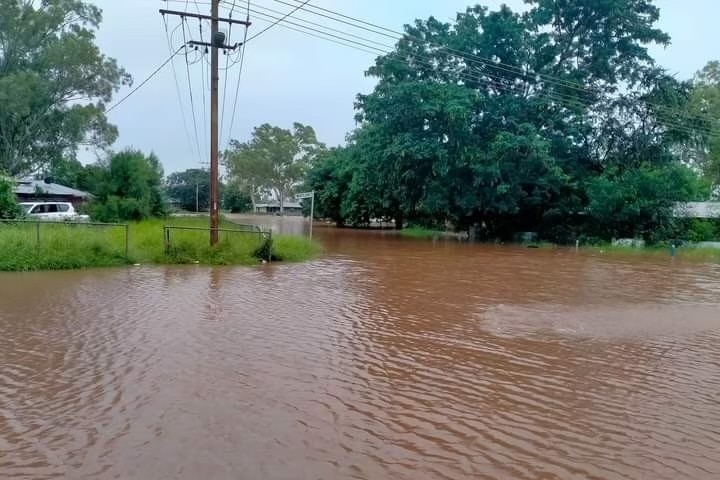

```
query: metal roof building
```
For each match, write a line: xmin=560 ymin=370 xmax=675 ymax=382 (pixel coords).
xmin=14 ymin=177 xmax=92 ymax=205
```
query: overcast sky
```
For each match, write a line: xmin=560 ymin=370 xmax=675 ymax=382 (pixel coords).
xmin=90 ymin=0 xmax=720 ymax=173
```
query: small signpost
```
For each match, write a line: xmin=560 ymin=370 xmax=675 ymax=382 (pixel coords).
xmin=296 ymin=191 xmax=315 ymax=240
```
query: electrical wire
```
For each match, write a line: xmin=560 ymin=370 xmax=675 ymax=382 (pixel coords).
xmin=224 ymin=0 xmax=251 ymax=151
xmin=242 ymin=11 xmax=719 ymax=139
xmin=164 ymin=0 xmax=719 ymax=138
xmin=180 ymin=17 xmax=204 ymax=163
xmin=161 ymin=12 xmax=200 ymax=163
xmin=274 ymin=0 xmax=719 ymax=133
xmin=244 ymin=0 xmax=309 ymax=43
xmin=107 ymin=45 xmax=187 ymax=113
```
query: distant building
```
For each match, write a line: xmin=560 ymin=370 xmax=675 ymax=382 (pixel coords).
xmin=14 ymin=176 xmax=92 ymax=207
xmin=673 ymin=202 xmax=720 ymax=219
xmin=254 ymin=200 xmax=303 ymax=216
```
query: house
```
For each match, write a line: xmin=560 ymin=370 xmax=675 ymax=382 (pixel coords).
xmin=14 ymin=176 xmax=92 ymax=207
xmin=254 ymin=200 xmax=303 ymax=216
xmin=673 ymin=202 xmax=720 ymax=219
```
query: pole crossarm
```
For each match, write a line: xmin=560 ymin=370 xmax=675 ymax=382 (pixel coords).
xmin=159 ymin=9 xmax=252 ymax=27
xmin=188 ymin=40 xmax=240 ymax=51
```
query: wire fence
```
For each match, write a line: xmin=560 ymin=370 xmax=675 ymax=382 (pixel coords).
xmin=163 ymin=224 xmax=273 ymax=262
xmin=0 ymin=219 xmax=129 ymax=260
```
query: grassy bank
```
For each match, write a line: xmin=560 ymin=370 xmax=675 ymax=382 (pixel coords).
xmin=587 ymin=243 xmax=720 ymax=261
xmin=398 ymin=226 xmax=720 ymax=261
xmin=399 ymin=227 xmax=444 ymax=239
xmin=0 ymin=217 xmax=319 ymax=272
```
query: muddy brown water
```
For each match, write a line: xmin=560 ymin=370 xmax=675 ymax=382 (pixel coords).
xmin=1 ymin=219 xmax=719 ymax=479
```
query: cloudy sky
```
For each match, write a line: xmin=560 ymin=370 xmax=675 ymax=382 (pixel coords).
xmin=91 ymin=0 xmax=720 ymax=173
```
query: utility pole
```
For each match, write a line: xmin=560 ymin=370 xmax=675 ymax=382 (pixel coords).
xmin=160 ymin=4 xmax=250 ymax=245
xmin=209 ymin=0 xmax=220 ymax=244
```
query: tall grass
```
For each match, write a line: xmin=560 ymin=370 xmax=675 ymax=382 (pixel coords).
xmin=0 ymin=217 xmax=319 ymax=271
xmin=0 ymin=222 xmax=127 ymax=271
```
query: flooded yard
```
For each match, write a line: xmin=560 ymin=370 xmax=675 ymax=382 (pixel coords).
xmin=1 ymin=221 xmax=719 ymax=479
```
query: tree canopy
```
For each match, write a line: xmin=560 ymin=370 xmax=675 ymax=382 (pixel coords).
xmin=166 ymin=168 xmax=210 ymax=212
xmin=306 ymin=0 xmax=716 ymax=242
xmin=225 ymin=123 xmax=325 ymax=214
xmin=91 ymin=149 xmax=165 ymax=222
xmin=0 ymin=0 xmax=130 ymax=175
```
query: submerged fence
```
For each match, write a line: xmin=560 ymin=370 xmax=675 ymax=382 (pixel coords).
xmin=0 ymin=219 xmax=129 ymax=260
xmin=162 ymin=223 xmax=273 ymax=262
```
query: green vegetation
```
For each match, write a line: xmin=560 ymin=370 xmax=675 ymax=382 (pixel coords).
xmin=0 ymin=0 xmax=130 ymax=175
xmin=587 ymin=244 xmax=720 ymax=262
xmin=305 ymin=1 xmax=719 ymax=244
xmin=399 ymin=227 xmax=445 ymax=240
xmin=90 ymin=149 xmax=166 ymax=222
xmin=0 ymin=175 xmax=21 ymax=219
xmin=0 ymin=217 xmax=318 ymax=272
xmin=224 ymin=123 xmax=325 ymax=214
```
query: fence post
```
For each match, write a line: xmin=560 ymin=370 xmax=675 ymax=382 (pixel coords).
xmin=163 ymin=227 xmax=168 ymax=254
xmin=124 ymin=224 xmax=129 ymax=261
xmin=36 ymin=222 xmax=40 ymax=247
xmin=267 ymin=231 xmax=272 ymax=263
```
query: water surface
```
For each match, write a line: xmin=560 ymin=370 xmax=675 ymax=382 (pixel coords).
xmin=1 ymin=222 xmax=719 ymax=479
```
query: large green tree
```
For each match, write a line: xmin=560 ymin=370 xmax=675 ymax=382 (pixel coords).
xmin=0 ymin=0 xmax=130 ymax=174
xmin=225 ymin=123 xmax=324 ymax=214
xmin=308 ymin=0 xmax=704 ymax=241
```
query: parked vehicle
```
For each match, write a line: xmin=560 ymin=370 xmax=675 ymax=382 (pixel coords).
xmin=19 ymin=202 xmax=90 ymax=222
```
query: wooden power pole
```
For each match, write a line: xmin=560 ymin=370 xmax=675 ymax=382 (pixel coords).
xmin=209 ymin=0 xmax=220 ymax=245
xmin=160 ymin=3 xmax=250 ymax=246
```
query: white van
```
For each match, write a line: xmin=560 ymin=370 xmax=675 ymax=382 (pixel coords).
xmin=19 ymin=202 xmax=90 ymax=222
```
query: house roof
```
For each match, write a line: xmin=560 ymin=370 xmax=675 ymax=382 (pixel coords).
xmin=674 ymin=202 xmax=720 ymax=219
xmin=14 ymin=177 xmax=92 ymax=199
xmin=255 ymin=201 xmax=302 ymax=209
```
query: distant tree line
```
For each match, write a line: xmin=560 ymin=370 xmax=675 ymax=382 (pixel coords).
xmin=303 ymin=1 xmax=720 ymax=243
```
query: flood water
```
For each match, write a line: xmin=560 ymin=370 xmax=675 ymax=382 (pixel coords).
xmin=1 ymin=219 xmax=719 ymax=479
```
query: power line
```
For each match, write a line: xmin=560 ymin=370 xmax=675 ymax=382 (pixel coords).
xmin=243 ymin=1 xmax=393 ymax=50
xmin=161 ymin=14 xmax=199 ymax=163
xmin=219 ymin=9 xmax=234 ymax=149
xmin=106 ymin=45 xmax=187 ymax=113
xmin=244 ymin=0 xmax=310 ymax=43
xmin=168 ymin=0 xmax=720 ymax=138
xmin=242 ymin=9 xmax=719 ymax=139
xmin=275 ymin=0 xmax=719 ymax=131
xmin=180 ymin=17 xmax=204 ymax=163
xmin=224 ymin=1 xmax=251 ymax=151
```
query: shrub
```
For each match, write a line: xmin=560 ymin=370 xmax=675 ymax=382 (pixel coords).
xmin=686 ymin=219 xmax=719 ymax=242
xmin=0 ymin=175 xmax=21 ymax=219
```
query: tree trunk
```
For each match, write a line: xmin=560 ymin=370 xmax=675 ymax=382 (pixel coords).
xmin=279 ymin=190 xmax=284 ymax=216
xmin=395 ymin=211 xmax=404 ymax=230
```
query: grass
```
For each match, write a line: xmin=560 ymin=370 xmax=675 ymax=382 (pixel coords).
xmin=587 ymin=243 xmax=720 ymax=261
xmin=0 ymin=217 xmax=319 ymax=272
xmin=399 ymin=227 xmax=447 ymax=239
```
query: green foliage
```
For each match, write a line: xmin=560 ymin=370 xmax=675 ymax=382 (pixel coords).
xmin=0 ymin=174 xmax=21 ymax=219
xmin=46 ymin=158 xmax=105 ymax=194
xmin=0 ymin=217 xmax=318 ymax=271
xmin=400 ymin=227 xmax=445 ymax=240
xmin=0 ymin=0 xmax=130 ymax=174
xmin=0 ymin=223 xmax=127 ymax=271
xmin=225 ymin=122 xmax=325 ymax=213
xmin=222 ymin=184 xmax=253 ymax=213
xmin=686 ymin=219 xmax=719 ymax=242
xmin=166 ymin=168 xmax=210 ymax=212
xmin=307 ymin=0 xmax=711 ymax=243
xmin=91 ymin=149 xmax=166 ymax=222
xmin=586 ymin=164 xmax=704 ymax=243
